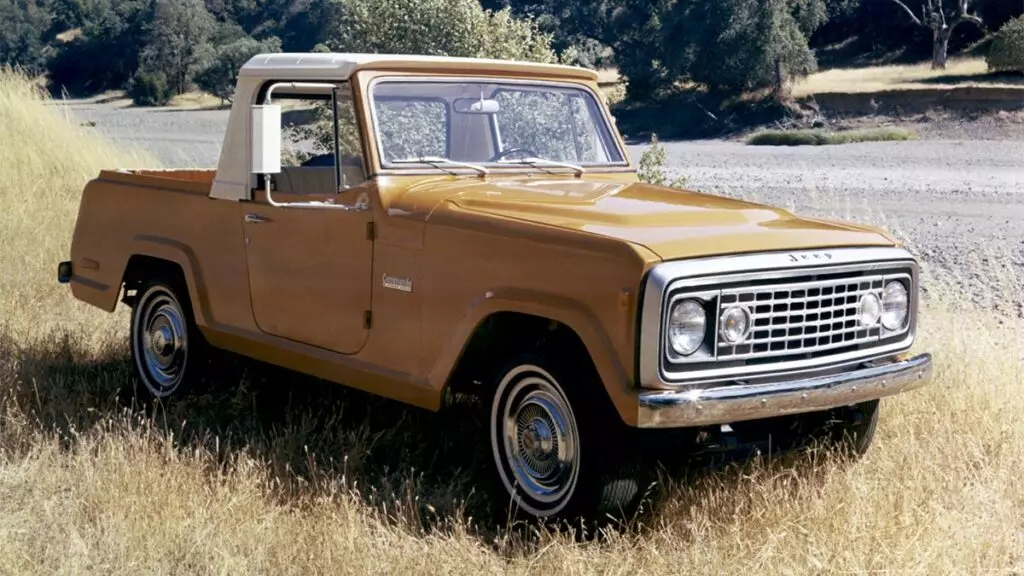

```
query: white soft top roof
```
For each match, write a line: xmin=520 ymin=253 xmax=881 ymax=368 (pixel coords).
xmin=240 ymin=52 xmax=599 ymax=82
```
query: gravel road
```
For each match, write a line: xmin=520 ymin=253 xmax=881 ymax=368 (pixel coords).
xmin=70 ymin=101 xmax=1024 ymax=304
xmin=68 ymin=100 xmax=228 ymax=167
xmin=625 ymin=139 xmax=1024 ymax=309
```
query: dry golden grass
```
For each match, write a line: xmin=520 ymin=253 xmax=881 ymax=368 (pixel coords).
xmin=2 ymin=68 xmax=1023 ymax=574
xmin=69 ymin=89 xmax=226 ymax=110
xmin=167 ymin=91 xmax=229 ymax=110
xmin=793 ymin=57 xmax=1024 ymax=97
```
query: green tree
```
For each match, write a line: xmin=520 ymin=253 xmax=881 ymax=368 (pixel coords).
xmin=204 ymin=0 xmax=340 ymax=52
xmin=0 ymin=0 xmax=52 ymax=74
xmin=323 ymin=0 xmax=555 ymax=62
xmin=665 ymin=0 xmax=823 ymax=98
xmin=987 ymin=16 xmax=1024 ymax=73
xmin=138 ymin=0 xmax=215 ymax=96
xmin=48 ymin=0 xmax=151 ymax=94
xmin=195 ymin=34 xmax=282 ymax=102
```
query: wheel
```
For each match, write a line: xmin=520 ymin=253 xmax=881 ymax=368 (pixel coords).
xmin=822 ymin=399 xmax=880 ymax=456
xmin=129 ymin=279 xmax=205 ymax=399
xmin=488 ymin=354 xmax=640 ymax=521
xmin=729 ymin=397 xmax=880 ymax=455
xmin=729 ymin=400 xmax=880 ymax=457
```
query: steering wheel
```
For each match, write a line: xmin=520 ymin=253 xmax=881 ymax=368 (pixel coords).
xmin=489 ymin=147 xmax=539 ymax=162
xmin=301 ymin=153 xmax=334 ymax=167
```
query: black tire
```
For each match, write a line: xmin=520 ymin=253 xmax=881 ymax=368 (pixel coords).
xmin=730 ymin=399 xmax=880 ymax=457
xmin=129 ymin=279 xmax=206 ymax=400
xmin=821 ymin=399 xmax=880 ymax=456
xmin=487 ymin=351 xmax=642 ymax=521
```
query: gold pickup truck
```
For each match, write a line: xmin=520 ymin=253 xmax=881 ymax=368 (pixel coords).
xmin=59 ymin=53 xmax=932 ymax=520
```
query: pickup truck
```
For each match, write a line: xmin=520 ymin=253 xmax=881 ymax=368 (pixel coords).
xmin=59 ymin=52 xmax=933 ymax=520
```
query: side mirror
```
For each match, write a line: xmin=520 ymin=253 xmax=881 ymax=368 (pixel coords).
xmin=251 ymin=104 xmax=281 ymax=175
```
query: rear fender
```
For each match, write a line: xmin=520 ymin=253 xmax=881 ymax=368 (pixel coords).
xmin=77 ymin=235 xmax=212 ymax=327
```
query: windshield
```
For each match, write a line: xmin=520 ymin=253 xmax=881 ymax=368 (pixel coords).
xmin=370 ymin=79 xmax=625 ymax=170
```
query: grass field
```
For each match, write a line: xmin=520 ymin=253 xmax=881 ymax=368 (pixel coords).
xmin=793 ymin=57 xmax=1024 ymax=97
xmin=68 ymin=89 xmax=227 ymax=110
xmin=2 ymin=68 xmax=1023 ymax=574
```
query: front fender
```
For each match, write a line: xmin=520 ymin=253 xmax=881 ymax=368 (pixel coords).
xmin=428 ymin=288 xmax=639 ymax=426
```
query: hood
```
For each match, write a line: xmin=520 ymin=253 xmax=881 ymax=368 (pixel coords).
xmin=437 ymin=178 xmax=895 ymax=260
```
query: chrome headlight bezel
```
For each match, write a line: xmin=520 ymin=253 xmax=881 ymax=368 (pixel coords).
xmin=666 ymin=298 xmax=707 ymax=356
xmin=858 ymin=293 xmax=882 ymax=327
xmin=719 ymin=306 xmax=752 ymax=344
xmin=881 ymin=280 xmax=910 ymax=331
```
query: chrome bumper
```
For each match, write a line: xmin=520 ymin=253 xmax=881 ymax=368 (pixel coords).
xmin=637 ymin=354 xmax=933 ymax=428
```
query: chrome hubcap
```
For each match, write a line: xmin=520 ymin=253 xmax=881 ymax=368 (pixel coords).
xmin=516 ymin=404 xmax=559 ymax=478
xmin=497 ymin=368 xmax=580 ymax=510
xmin=137 ymin=293 xmax=188 ymax=396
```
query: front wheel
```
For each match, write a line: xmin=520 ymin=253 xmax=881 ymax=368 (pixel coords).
xmin=821 ymin=399 xmax=880 ymax=456
xmin=731 ymin=399 xmax=881 ymax=457
xmin=130 ymin=280 xmax=205 ymax=400
xmin=488 ymin=356 xmax=640 ymax=520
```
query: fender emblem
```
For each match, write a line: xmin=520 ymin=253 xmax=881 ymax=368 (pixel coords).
xmin=382 ymin=273 xmax=413 ymax=293
xmin=789 ymin=252 xmax=833 ymax=263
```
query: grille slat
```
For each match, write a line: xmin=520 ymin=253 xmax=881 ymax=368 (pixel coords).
xmin=717 ymin=274 xmax=886 ymax=360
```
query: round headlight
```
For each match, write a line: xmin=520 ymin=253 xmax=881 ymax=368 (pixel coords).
xmin=858 ymin=293 xmax=881 ymax=327
xmin=668 ymin=299 xmax=706 ymax=356
xmin=719 ymin=306 xmax=751 ymax=344
xmin=881 ymin=281 xmax=909 ymax=330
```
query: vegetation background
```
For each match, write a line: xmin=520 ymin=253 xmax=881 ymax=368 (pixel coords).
xmin=2 ymin=0 xmax=1021 ymax=115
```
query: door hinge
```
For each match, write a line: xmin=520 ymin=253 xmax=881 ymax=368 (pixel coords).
xmin=366 ymin=221 xmax=376 ymax=241
xmin=363 ymin=310 xmax=372 ymax=329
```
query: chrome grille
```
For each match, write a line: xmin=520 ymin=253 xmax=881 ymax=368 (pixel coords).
xmin=717 ymin=274 xmax=887 ymax=360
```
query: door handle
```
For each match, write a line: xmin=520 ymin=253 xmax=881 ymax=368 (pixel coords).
xmin=245 ymin=213 xmax=270 ymax=224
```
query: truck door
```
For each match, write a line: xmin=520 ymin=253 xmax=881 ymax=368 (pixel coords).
xmin=242 ymin=86 xmax=373 ymax=355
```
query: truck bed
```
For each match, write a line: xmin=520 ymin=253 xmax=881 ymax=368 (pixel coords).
xmin=67 ymin=168 xmax=250 ymax=331
xmin=101 ymin=169 xmax=218 ymax=193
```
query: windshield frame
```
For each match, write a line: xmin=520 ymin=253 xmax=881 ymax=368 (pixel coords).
xmin=364 ymin=75 xmax=632 ymax=175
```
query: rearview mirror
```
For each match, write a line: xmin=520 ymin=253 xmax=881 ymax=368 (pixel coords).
xmin=251 ymin=104 xmax=281 ymax=174
xmin=453 ymin=97 xmax=500 ymax=114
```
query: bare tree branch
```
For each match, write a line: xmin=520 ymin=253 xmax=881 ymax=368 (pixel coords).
xmin=887 ymin=0 xmax=924 ymax=26
xmin=954 ymin=12 xmax=985 ymax=30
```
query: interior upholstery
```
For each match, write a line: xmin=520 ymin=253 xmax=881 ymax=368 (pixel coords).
xmin=275 ymin=164 xmax=366 ymax=195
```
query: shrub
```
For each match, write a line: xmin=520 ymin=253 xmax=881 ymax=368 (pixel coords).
xmin=987 ymin=16 xmax=1024 ymax=73
xmin=747 ymin=127 xmax=916 ymax=146
xmin=638 ymin=134 xmax=688 ymax=188
xmin=128 ymin=68 xmax=170 ymax=106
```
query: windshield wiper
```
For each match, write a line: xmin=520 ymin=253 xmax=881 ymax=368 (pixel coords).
xmin=498 ymin=157 xmax=586 ymax=177
xmin=392 ymin=156 xmax=489 ymax=176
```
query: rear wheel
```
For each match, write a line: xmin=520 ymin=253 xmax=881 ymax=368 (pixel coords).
xmin=130 ymin=280 xmax=205 ymax=400
xmin=488 ymin=354 xmax=640 ymax=521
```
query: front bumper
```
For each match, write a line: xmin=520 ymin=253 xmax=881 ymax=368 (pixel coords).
xmin=637 ymin=353 xmax=933 ymax=428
